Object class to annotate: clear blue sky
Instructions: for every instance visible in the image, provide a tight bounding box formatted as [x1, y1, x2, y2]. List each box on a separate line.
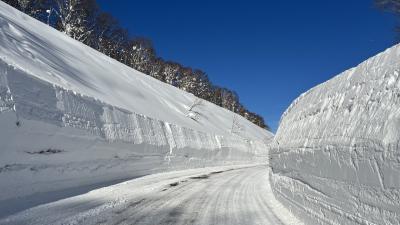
[97, 0, 396, 132]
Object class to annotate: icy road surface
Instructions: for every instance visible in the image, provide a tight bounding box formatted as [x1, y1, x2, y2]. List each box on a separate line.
[0, 165, 302, 225]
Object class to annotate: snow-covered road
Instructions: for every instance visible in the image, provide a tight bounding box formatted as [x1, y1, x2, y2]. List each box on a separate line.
[0, 165, 302, 225]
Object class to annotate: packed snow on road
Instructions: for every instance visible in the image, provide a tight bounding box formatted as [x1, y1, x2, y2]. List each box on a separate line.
[0, 165, 303, 225]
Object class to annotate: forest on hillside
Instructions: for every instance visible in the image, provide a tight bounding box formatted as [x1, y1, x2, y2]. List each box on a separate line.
[2, 0, 270, 130]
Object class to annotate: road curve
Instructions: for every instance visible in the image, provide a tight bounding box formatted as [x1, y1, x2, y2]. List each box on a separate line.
[0, 165, 302, 225]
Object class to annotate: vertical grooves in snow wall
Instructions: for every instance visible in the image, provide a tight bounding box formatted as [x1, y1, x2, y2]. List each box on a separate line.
[0, 60, 269, 203]
[271, 44, 400, 225]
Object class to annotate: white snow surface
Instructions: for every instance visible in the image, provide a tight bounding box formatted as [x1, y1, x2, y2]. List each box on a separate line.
[0, 164, 303, 225]
[0, 1, 272, 217]
[271, 44, 400, 224]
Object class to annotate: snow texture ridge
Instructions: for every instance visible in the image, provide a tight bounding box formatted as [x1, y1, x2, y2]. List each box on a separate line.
[0, 1, 271, 215]
[271, 44, 400, 225]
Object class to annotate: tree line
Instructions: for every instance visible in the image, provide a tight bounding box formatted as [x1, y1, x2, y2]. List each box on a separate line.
[2, 0, 270, 131]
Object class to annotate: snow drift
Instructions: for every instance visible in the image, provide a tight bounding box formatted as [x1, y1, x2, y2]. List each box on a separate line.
[271, 44, 400, 225]
[0, 1, 272, 216]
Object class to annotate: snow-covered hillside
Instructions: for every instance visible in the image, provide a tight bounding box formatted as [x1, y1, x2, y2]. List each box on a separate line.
[0, 1, 272, 216]
[271, 44, 400, 224]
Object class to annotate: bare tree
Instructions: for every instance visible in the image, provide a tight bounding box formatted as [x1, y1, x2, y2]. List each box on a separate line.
[187, 98, 203, 121]
[17, 0, 30, 12]
[376, 0, 400, 12]
[376, 0, 400, 41]
[51, 0, 98, 43]
[231, 115, 244, 134]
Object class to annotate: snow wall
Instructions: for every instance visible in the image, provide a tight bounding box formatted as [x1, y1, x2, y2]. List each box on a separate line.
[270, 44, 400, 225]
[0, 59, 269, 205]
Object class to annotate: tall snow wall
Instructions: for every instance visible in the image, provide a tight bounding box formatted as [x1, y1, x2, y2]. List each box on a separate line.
[270, 44, 400, 225]
[0, 60, 269, 206]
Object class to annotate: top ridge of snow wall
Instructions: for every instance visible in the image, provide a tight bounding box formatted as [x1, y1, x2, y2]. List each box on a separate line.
[271, 44, 400, 225]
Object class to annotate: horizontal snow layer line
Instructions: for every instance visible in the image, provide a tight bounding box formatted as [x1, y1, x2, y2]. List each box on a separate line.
[0, 59, 268, 153]
[0, 59, 269, 213]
